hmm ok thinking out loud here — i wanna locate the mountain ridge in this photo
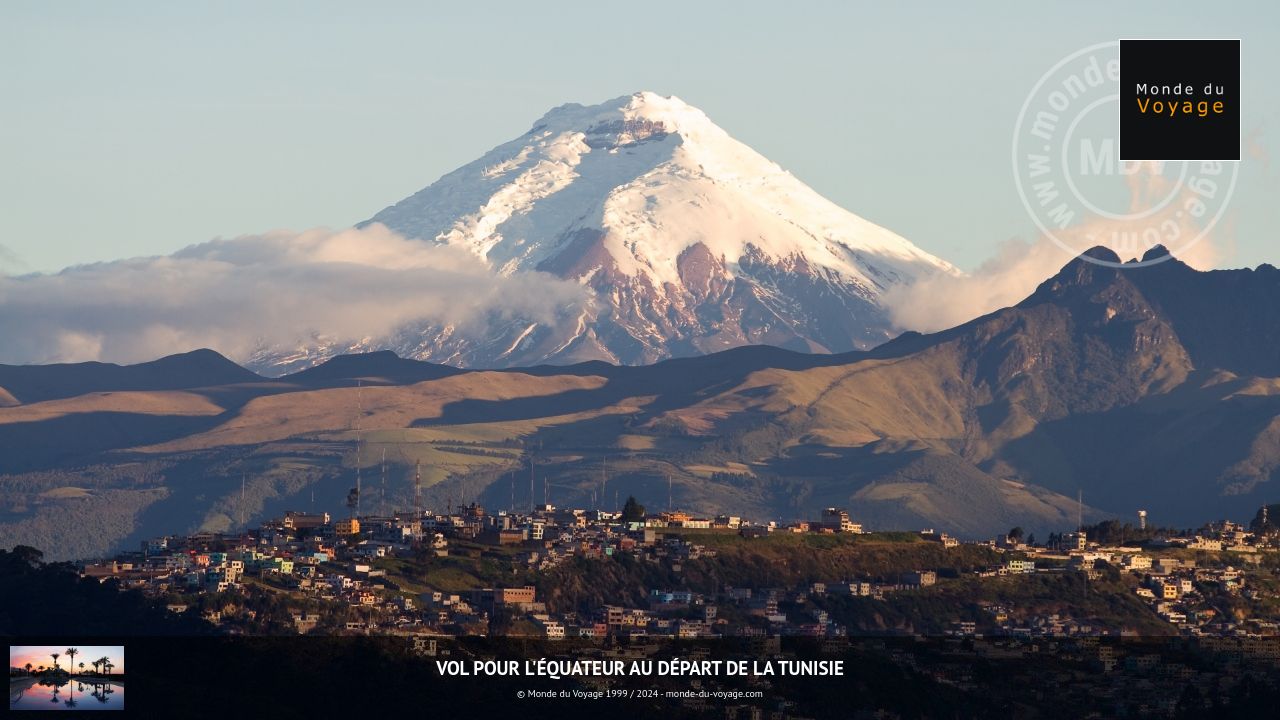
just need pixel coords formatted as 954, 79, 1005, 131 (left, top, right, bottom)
3, 247, 1280, 559
0, 348, 262, 405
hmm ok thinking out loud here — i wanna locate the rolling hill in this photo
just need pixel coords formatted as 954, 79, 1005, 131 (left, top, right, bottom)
2, 246, 1278, 559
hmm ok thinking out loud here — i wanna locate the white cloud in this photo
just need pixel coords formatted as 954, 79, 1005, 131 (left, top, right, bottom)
0, 224, 588, 365
882, 237, 1070, 333
885, 164, 1232, 334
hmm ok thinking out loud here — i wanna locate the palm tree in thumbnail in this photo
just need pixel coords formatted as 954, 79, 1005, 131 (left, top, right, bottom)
50, 652, 60, 672
79, 662, 85, 675
24, 663, 32, 675
65, 648, 78, 675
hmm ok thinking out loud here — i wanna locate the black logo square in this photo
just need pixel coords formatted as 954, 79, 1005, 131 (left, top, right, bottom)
1120, 39, 1240, 161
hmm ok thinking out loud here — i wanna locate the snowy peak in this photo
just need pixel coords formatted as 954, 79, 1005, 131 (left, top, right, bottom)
532, 92, 720, 147
268, 92, 962, 371
367, 91, 952, 287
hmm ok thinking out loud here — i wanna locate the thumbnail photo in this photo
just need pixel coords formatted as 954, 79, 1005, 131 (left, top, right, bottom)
9, 646, 124, 711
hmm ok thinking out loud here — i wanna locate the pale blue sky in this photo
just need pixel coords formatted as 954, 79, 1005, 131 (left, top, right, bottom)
2, 1, 1277, 273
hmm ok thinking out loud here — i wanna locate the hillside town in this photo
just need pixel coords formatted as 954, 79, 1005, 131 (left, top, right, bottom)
72, 496, 1280, 647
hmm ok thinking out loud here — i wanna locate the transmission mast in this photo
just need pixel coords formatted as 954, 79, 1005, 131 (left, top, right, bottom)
353, 380, 363, 518
413, 460, 422, 521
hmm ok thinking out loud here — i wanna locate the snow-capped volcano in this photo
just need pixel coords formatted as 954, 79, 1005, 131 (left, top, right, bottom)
256, 92, 956, 372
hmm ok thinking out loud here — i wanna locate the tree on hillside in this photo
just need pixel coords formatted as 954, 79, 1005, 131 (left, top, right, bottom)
1007, 527, 1024, 543
621, 496, 646, 523
0, 546, 217, 636
11, 545, 43, 567
1250, 504, 1279, 534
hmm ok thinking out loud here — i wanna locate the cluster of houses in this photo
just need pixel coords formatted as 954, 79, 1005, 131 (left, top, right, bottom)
1125, 554, 1268, 635
967, 520, 1280, 638
75, 498, 1280, 641
74, 503, 904, 637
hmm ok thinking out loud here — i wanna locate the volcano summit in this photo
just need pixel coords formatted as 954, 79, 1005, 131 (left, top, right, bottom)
253, 92, 956, 373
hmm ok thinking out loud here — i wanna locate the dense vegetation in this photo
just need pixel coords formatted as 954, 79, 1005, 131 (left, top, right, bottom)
535, 533, 1002, 615
1080, 518, 1189, 545
0, 488, 168, 563
815, 571, 1171, 635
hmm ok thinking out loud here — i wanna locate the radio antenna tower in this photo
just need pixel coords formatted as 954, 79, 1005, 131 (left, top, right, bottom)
353, 380, 363, 518
1077, 489, 1083, 531
380, 448, 387, 518
240, 472, 246, 527
413, 459, 422, 520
